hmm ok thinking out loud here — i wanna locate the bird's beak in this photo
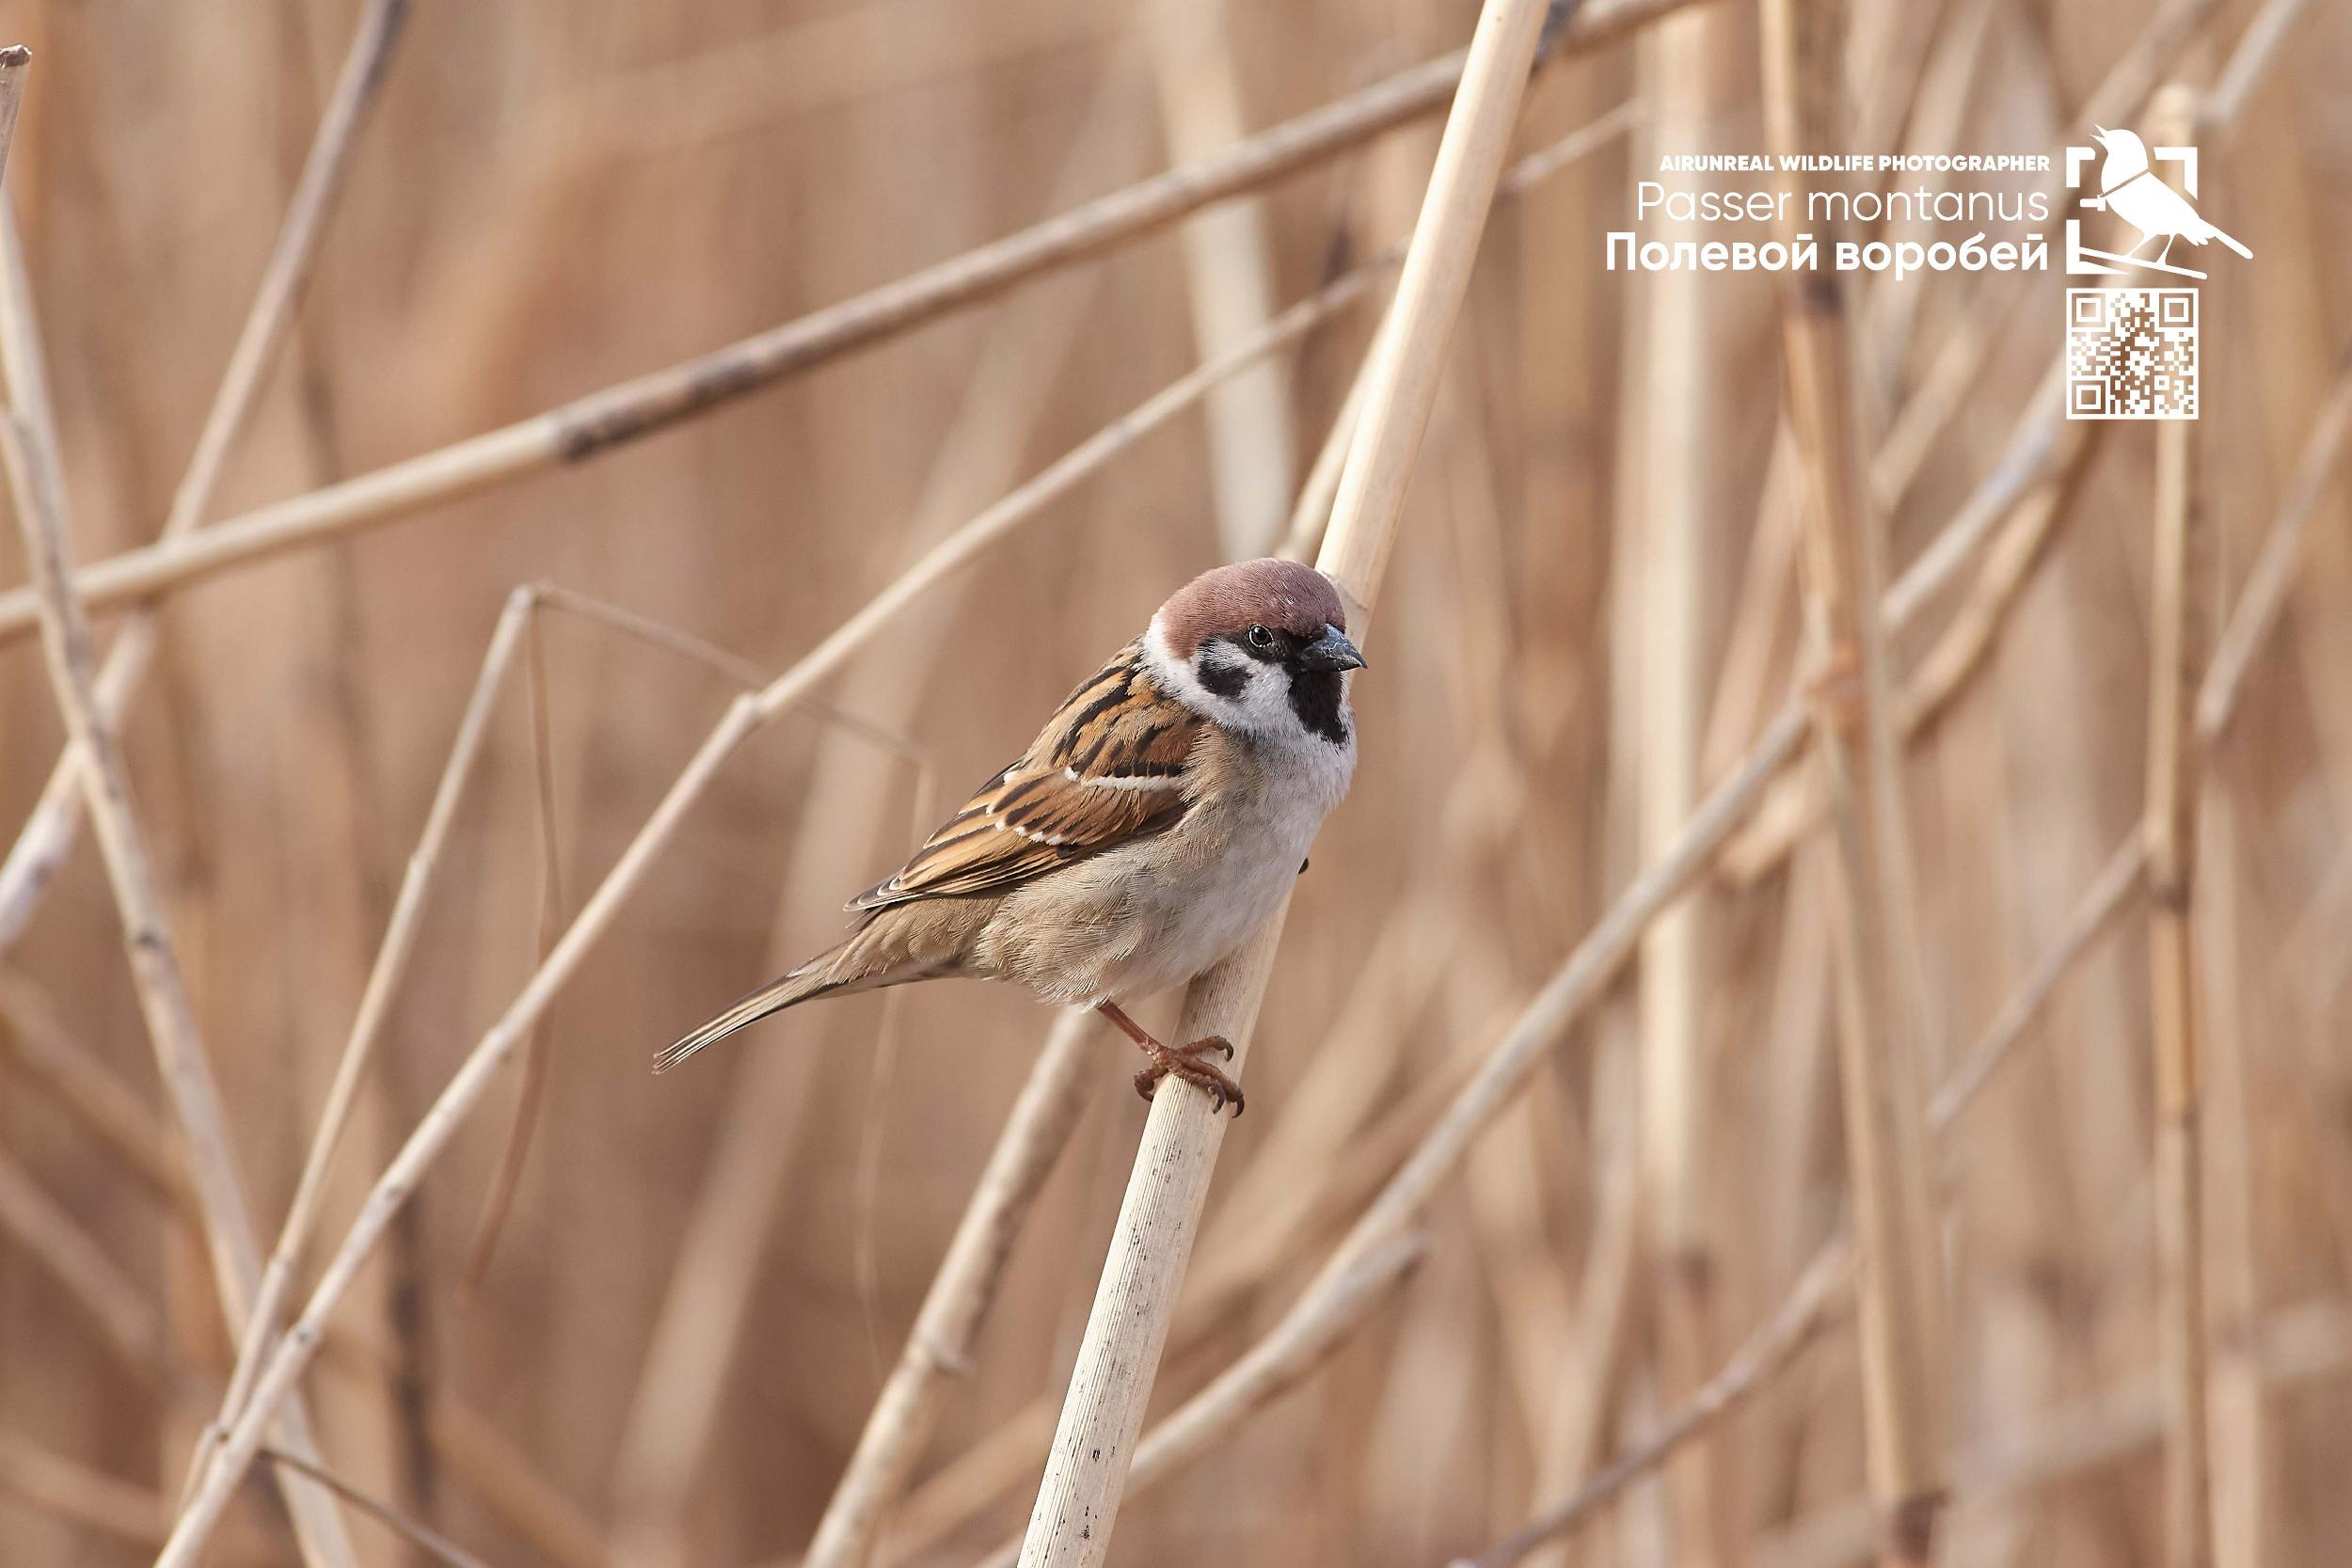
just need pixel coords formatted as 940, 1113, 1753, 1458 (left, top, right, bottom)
1296, 624, 1366, 673
2092, 124, 2110, 146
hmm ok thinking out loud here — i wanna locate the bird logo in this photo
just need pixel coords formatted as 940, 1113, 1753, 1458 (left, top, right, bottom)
2071, 126, 2251, 278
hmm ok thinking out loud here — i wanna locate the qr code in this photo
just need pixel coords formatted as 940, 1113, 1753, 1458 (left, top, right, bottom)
2066, 288, 2197, 420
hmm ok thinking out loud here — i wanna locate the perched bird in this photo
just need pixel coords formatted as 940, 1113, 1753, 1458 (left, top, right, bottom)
2087, 125, 2252, 267
656, 558, 1366, 1114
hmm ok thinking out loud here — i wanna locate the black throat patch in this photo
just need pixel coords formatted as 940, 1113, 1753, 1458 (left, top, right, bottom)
1287, 669, 1349, 745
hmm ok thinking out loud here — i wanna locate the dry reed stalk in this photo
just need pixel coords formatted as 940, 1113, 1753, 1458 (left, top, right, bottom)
1145, 0, 1296, 556
1199, 742, 1521, 1269
2198, 0, 2312, 135
237, 573, 931, 1568
1461, 1241, 1855, 1568
0, 0, 1703, 650
1925, 832, 2149, 1134
882, 906, 1501, 1565
959, 339, 2188, 1547
1520, 1022, 1645, 1568
1627, 11, 1742, 1558
1009, 910, 1288, 1565
1761, 3, 1948, 1561
973, 419, 2329, 1559
974, 1233, 1435, 1568
0, 992, 595, 1568
2143, 83, 2215, 1568
1012, 4, 1553, 1560
1756, 1299, 2352, 1568
258, 1447, 498, 1568
1463, 803, 2183, 1566
2198, 754, 2264, 1568
2, 997, 596, 1568
150, 232, 1380, 1568
1277, 99, 1639, 565
0, 967, 199, 1216
1702, 431, 1802, 778
0, 0, 408, 953
956, 701, 1812, 1568
564, 0, 1127, 158
1851, 0, 2002, 390
2197, 349, 2352, 739
458, 605, 567, 1281
198, 590, 531, 1467
869, 917, 1489, 1563
1277, 333, 1374, 562
612, 81, 1144, 1553
1893, 419, 2107, 740
0, 48, 23, 190
1735, 345, 2340, 890
801, 1010, 1097, 1568
0, 53, 363, 1566
0, 1432, 167, 1547
425, 1394, 615, 1568
0, 401, 363, 1568
1717, 367, 2066, 883
1865, 275, 2024, 515
1718, 0, 2240, 884
0, 1141, 171, 1381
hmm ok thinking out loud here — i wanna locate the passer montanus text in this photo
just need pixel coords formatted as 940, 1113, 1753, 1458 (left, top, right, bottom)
656, 559, 1365, 1114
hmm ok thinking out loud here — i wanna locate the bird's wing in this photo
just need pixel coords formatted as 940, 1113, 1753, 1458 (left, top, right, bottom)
850, 644, 1205, 909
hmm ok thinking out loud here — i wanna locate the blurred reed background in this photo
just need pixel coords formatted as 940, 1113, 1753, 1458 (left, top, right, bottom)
0, 0, 2346, 1565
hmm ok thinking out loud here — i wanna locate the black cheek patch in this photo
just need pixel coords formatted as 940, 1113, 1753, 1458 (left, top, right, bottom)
1197, 656, 1248, 700
1287, 670, 1349, 745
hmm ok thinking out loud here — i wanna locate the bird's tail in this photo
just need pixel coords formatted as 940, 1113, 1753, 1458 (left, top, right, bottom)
654, 951, 853, 1073
658, 902, 983, 1072
2213, 226, 2252, 259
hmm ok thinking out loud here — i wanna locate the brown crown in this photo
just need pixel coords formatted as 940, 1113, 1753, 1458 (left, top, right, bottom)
1155, 559, 1347, 658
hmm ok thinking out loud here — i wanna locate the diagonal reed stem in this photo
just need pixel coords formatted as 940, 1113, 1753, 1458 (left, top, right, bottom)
0, 0, 409, 953
0, 381, 365, 1568
147, 213, 1382, 1568
1011, 2, 1555, 1561
0, 0, 1705, 651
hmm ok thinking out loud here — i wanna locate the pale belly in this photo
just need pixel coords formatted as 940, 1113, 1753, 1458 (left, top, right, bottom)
973, 740, 1348, 1006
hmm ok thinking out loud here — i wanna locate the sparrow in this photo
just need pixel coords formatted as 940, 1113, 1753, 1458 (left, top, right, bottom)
2086, 125, 2251, 267
656, 558, 1366, 1115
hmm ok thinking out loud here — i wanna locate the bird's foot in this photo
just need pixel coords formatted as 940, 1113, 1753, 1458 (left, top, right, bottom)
1132, 1036, 1245, 1117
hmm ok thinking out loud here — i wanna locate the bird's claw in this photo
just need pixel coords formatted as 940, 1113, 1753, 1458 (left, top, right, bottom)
1132, 1036, 1244, 1116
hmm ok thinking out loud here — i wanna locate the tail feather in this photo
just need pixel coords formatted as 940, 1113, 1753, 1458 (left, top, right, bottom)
655, 900, 990, 1073
654, 961, 845, 1073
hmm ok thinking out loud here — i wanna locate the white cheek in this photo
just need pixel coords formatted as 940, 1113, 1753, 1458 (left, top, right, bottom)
1219, 663, 1300, 731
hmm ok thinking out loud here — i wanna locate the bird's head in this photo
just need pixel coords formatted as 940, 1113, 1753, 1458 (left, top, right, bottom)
1146, 558, 1363, 746
2091, 124, 2150, 168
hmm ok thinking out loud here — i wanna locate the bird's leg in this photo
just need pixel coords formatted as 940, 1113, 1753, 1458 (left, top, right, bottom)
2156, 233, 2176, 267
1093, 1000, 1245, 1117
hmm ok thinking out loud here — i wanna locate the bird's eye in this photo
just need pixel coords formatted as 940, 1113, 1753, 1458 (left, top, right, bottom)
1246, 625, 1275, 651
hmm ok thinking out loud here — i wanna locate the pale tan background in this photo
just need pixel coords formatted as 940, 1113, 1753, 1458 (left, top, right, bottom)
0, 1, 2348, 1565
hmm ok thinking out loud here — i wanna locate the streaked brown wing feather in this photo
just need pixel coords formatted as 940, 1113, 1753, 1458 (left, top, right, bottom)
851, 644, 1201, 910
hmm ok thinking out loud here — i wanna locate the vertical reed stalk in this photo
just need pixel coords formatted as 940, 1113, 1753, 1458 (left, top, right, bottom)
0, 0, 408, 954
1757, 1, 1947, 1560
0, 390, 364, 1568
2144, 84, 2214, 1568
1145, 0, 1297, 556
203, 591, 531, 1458
1629, 10, 1743, 1560
1014, 2, 1554, 1561
803, 1010, 1096, 1568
